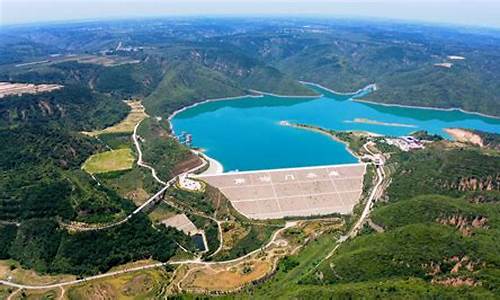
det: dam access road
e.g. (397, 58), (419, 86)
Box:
(0, 135), (386, 292)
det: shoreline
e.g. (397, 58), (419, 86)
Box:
(300, 80), (499, 120)
(443, 128), (484, 147)
(193, 161), (366, 177)
(195, 150), (224, 175)
(167, 81), (499, 136)
(165, 81), (498, 176)
(167, 94), (264, 135)
(167, 87), (323, 134)
(166, 86), (327, 175)
(299, 80), (377, 97)
(353, 98), (500, 120)
(247, 89), (321, 99)
(279, 121), (360, 161)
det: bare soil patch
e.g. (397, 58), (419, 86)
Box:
(183, 260), (272, 292)
(445, 128), (483, 147)
(0, 82), (62, 98)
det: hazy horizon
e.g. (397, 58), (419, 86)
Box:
(1, 0), (500, 29)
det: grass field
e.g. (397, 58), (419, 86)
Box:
(0, 259), (76, 286)
(10, 288), (61, 300)
(82, 148), (135, 174)
(66, 268), (171, 300)
(97, 167), (161, 206)
(0, 286), (12, 299)
(83, 100), (148, 136)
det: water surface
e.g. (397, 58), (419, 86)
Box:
(172, 88), (500, 171)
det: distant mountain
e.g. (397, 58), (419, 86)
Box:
(221, 23), (500, 116)
(0, 18), (499, 289)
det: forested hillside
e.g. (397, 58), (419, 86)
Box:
(0, 85), (128, 130)
(1, 215), (192, 275)
(221, 22), (500, 116)
(144, 44), (314, 116)
(0, 18), (499, 293)
(0, 34), (199, 276)
(386, 146), (500, 201)
(300, 143), (500, 297)
(3, 19), (499, 116)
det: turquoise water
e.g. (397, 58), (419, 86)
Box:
(171, 87), (500, 172)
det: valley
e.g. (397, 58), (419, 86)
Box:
(0, 17), (499, 299)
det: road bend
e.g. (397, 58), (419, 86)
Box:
(1, 130), (383, 290)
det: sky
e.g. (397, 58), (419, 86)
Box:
(1, 0), (500, 28)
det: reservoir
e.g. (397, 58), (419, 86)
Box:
(192, 233), (206, 252)
(171, 85), (500, 172)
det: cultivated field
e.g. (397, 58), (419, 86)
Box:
(197, 164), (366, 219)
(83, 100), (148, 136)
(0, 82), (62, 98)
(82, 148), (135, 174)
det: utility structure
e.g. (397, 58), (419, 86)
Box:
(177, 131), (193, 147)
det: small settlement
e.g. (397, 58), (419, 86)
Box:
(385, 136), (425, 151)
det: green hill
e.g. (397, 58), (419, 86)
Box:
(0, 126), (133, 223)
(0, 85), (128, 131)
(294, 143), (500, 297)
(223, 24), (500, 117)
(144, 44), (315, 116)
(385, 144), (500, 202)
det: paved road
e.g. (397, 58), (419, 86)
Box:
(1, 157), (382, 291)
(0, 221), (294, 290)
(62, 121), (208, 232)
(0, 137), (383, 291)
(322, 143), (385, 261)
(133, 121), (167, 185)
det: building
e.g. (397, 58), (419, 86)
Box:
(179, 174), (203, 191)
(386, 136), (424, 152)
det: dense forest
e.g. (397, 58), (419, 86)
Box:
(0, 125), (197, 275)
(0, 85), (128, 130)
(2, 215), (193, 275)
(0, 18), (499, 296)
(229, 23), (500, 116)
(386, 145), (500, 201)
(143, 44), (314, 116)
(302, 143), (500, 297)
(0, 126), (133, 222)
(4, 19), (498, 116)
(0, 40), (198, 276)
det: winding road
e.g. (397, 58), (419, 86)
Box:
(1, 134), (385, 292)
(321, 142), (385, 263)
(0, 222), (295, 290)
(62, 121), (207, 232)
